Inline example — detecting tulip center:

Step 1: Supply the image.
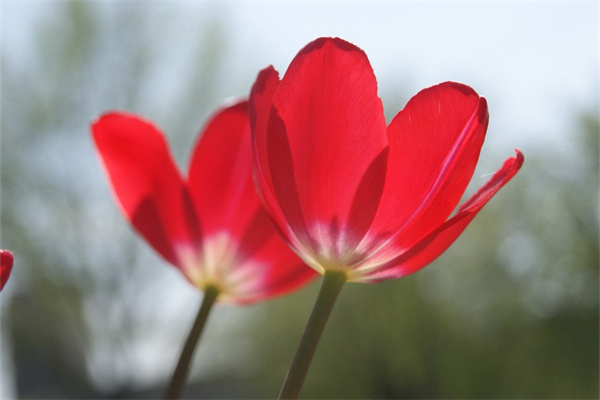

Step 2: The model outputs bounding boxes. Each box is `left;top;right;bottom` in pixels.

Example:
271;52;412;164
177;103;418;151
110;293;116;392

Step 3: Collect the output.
177;233;265;303
303;221;364;276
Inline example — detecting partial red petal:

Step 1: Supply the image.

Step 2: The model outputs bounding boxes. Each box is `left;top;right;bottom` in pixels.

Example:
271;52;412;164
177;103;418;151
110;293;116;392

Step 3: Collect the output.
0;250;14;290
187;100;256;239
268;37;388;255
249;67;295;243
359;150;524;282
188;100;317;303
365;82;488;257
92;113;201;267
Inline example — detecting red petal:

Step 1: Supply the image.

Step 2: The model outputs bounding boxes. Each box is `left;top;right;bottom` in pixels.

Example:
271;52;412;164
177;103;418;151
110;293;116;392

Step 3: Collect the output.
360;150;524;282
92;113;201;267
267;37;388;255
249;67;295;243
365;82;488;257
0;250;14;290
187;100;255;238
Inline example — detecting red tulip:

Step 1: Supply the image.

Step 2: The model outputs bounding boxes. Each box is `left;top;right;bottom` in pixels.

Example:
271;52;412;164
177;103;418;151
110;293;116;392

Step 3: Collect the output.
0;250;14;290
250;37;524;283
92;100;316;304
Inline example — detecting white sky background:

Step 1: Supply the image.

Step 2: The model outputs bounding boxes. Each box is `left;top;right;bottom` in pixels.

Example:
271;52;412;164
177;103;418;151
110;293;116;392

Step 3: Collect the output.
1;0;598;396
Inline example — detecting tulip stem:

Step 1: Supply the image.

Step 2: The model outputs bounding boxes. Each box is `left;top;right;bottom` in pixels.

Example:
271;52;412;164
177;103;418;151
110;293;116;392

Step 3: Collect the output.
279;270;348;399
163;285;220;399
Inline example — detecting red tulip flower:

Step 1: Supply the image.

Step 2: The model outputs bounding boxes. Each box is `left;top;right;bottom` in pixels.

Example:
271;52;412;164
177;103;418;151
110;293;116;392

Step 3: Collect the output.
92;100;316;398
249;37;523;398
92;100;315;304
1;250;14;290
250;37;523;284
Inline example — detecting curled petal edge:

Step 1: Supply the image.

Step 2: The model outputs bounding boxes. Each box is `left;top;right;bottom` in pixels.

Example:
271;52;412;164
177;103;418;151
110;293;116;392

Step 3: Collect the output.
354;150;524;283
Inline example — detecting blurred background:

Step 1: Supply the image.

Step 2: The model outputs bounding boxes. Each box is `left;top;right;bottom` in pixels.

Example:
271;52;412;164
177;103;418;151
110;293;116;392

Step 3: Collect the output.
1;1;597;398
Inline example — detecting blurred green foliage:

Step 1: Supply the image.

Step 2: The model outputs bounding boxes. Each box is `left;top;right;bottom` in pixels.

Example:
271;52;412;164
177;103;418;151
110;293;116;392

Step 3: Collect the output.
1;2;597;399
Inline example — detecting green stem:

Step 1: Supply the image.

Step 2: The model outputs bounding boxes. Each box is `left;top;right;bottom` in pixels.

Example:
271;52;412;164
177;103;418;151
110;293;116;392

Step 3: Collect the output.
163;285;220;399
278;270;348;399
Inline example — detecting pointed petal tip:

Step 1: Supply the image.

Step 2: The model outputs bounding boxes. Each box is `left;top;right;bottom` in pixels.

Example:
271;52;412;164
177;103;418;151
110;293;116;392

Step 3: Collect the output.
250;66;281;110
496;148;525;178
514;148;525;166
256;65;280;81
457;149;524;214
262;64;277;73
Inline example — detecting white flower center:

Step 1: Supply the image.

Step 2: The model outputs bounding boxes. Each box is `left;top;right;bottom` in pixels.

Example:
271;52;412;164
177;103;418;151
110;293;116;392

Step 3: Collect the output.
176;233;265;303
